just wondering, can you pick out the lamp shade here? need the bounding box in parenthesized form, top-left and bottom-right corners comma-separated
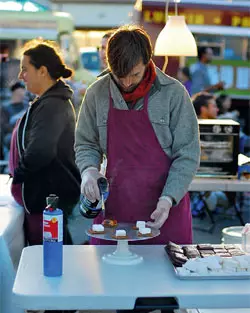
(154, 16, 197, 57)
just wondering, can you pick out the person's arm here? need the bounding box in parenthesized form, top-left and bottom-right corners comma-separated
(162, 85, 201, 205)
(13, 99, 68, 184)
(203, 81, 224, 93)
(75, 89, 102, 176)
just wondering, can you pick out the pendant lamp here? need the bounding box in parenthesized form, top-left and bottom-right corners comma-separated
(154, 0, 197, 71)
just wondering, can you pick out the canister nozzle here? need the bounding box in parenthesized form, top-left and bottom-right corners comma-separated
(46, 194, 59, 210)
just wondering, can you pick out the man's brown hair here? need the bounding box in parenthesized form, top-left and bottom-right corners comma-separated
(192, 92, 215, 117)
(107, 25, 153, 78)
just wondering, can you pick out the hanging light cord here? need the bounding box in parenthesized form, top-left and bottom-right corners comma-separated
(175, 1, 178, 16)
(162, 56, 168, 73)
(165, 0, 170, 22)
(162, 0, 180, 73)
(165, 0, 179, 21)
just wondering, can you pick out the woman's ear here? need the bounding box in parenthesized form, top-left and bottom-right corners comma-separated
(39, 65, 49, 77)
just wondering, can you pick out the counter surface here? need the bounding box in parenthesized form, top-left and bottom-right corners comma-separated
(13, 245, 250, 311)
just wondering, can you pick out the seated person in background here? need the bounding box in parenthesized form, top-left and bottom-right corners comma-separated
(192, 92, 229, 212)
(192, 92, 218, 119)
(0, 81, 27, 152)
(216, 94, 249, 154)
(216, 94, 239, 121)
(177, 66, 192, 96)
(98, 31, 113, 72)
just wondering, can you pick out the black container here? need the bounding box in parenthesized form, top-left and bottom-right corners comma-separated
(197, 119, 240, 178)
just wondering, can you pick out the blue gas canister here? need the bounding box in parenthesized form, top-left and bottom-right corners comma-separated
(43, 194, 63, 277)
(80, 177, 109, 219)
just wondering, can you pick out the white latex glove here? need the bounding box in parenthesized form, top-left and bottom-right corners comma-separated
(81, 167, 104, 202)
(146, 198, 172, 229)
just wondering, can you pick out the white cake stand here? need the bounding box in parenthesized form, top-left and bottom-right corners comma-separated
(86, 223, 160, 265)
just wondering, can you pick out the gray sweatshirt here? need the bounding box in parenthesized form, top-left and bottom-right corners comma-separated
(75, 67, 200, 205)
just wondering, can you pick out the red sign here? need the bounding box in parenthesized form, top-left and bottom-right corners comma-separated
(142, 7, 250, 28)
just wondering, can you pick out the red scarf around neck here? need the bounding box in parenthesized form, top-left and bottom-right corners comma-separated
(121, 60, 156, 106)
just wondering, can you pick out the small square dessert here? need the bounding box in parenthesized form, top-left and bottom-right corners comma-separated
(168, 245, 184, 254)
(168, 251, 188, 267)
(213, 248, 228, 254)
(183, 246, 200, 258)
(112, 229, 128, 239)
(89, 224, 105, 234)
(132, 221, 146, 230)
(228, 249, 245, 256)
(212, 244, 225, 249)
(216, 252, 232, 257)
(102, 219, 118, 228)
(183, 246, 199, 252)
(197, 244, 213, 250)
(200, 250, 215, 255)
(224, 244, 237, 250)
(168, 241, 182, 250)
(138, 227, 152, 237)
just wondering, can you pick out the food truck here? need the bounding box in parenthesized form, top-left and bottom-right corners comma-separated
(133, 0, 250, 136)
(133, 0, 250, 99)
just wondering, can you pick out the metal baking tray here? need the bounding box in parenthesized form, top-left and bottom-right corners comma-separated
(172, 264, 250, 280)
(167, 244, 250, 280)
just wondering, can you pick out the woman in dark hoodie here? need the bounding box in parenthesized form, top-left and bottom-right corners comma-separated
(9, 40, 80, 311)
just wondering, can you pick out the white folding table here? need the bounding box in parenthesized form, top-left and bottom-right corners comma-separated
(189, 178, 250, 193)
(13, 245, 250, 311)
(189, 178, 250, 231)
(0, 174, 25, 313)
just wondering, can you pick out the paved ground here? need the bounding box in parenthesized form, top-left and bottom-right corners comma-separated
(192, 204, 249, 244)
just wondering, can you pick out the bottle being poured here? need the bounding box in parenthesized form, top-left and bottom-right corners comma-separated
(80, 177, 109, 219)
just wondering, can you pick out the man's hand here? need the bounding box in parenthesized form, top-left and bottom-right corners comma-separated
(204, 81, 224, 93)
(81, 168, 104, 202)
(146, 199, 172, 229)
(214, 81, 224, 90)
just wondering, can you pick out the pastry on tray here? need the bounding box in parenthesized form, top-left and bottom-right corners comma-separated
(138, 227, 152, 237)
(89, 224, 105, 234)
(102, 219, 118, 228)
(165, 242, 250, 274)
(112, 229, 128, 239)
(183, 246, 200, 258)
(197, 243, 213, 250)
(132, 221, 146, 230)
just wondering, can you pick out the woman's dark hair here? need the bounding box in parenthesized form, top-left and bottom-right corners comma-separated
(180, 66, 191, 80)
(216, 94, 230, 114)
(107, 25, 153, 78)
(23, 40, 73, 80)
(198, 46, 208, 61)
(192, 92, 215, 117)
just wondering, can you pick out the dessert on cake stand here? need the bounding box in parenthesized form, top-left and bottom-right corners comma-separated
(86, 223, 160, 265)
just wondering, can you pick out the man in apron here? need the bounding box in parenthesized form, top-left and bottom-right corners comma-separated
(75, 25, 200, 246)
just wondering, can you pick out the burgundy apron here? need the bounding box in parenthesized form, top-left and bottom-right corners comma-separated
(91, 92, 192, 245)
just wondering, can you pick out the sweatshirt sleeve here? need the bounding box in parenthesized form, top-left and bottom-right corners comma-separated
(13, 99, 68, 184)
(75, 90, 102, 176)
(161, 85, 200, 205)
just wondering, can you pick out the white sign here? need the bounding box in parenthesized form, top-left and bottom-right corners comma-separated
(220, 65, 234, 89)
(236, 67, 250, 90)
